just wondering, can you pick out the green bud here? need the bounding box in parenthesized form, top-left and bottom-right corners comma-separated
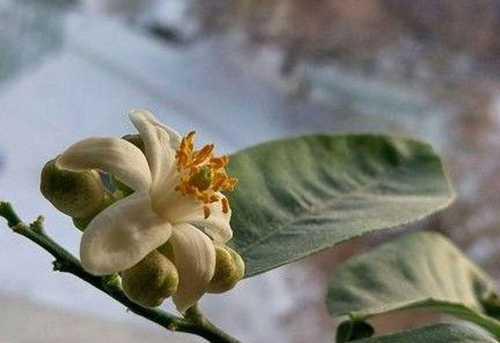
(121, 250, 179, 307)
(71, 193, 115, 231)
(157, 242, 176, 261)
(72, 216, 93, 231)
(207, 245, 245, 294)
(40, 159, 106, 218)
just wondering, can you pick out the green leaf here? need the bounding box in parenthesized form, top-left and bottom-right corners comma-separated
(327, 232, 500, 337)
(228, 135, 454, 277)
(351, 323, 497, 343)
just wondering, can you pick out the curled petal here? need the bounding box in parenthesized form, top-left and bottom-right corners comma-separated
(57, 137, 151, 192)
(129, 110, 177, 188)
(170, 223, 216, 313)
(129, 109, 182, 150)
(80, 193, 172, 275)
(161, 192, 232, 243)
(129, 110, 185, 217)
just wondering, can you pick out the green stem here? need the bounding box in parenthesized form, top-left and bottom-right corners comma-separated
(181, 304, 241, 343)
(0, 201, 241, 343)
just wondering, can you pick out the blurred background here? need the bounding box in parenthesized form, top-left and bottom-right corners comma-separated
(1, 0, 500, 342)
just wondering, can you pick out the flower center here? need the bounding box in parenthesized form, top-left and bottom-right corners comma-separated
(175, 131, 238, 219)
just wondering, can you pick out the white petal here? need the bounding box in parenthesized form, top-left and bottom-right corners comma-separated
(57, 137, 151, 192)
(161, 192, 233, 243)
(80, 193, 172, 275)
(170, 223, 216, 313)
(129, 110, 184, 216)
(129, 109, 182, 150)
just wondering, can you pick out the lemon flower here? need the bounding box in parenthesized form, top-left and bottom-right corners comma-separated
(56, 110, 238, 312)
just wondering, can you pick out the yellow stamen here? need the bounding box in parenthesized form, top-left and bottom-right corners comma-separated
(175, 131, 238, 218)
(192, 144, 214, 166)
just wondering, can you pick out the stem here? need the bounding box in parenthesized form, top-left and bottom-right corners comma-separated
(181, 304, 242, 343)
(0, 201, 241, 343)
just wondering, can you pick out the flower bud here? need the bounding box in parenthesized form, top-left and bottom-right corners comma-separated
(40, 159, 106, 219)
(121, 250, 179, 307)
(72, 216, 93, 232)
(207, 245, 245, 294)
(72, 193, 115, 231)
(157, 241, 175, 261)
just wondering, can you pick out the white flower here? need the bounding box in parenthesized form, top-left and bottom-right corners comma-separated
(56, 110, 237, 312)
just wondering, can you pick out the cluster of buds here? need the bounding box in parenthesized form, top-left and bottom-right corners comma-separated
(40, 123, 245, 309)
(120, 241, 245, 307)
